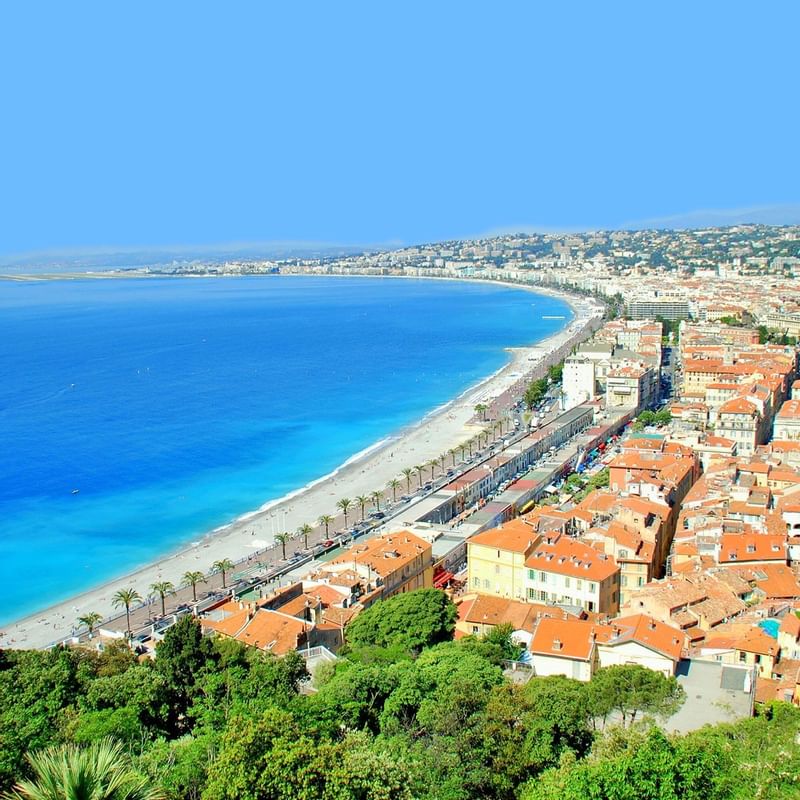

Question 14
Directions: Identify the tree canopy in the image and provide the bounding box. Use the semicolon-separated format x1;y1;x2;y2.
343;589;457;654
0;614;797;800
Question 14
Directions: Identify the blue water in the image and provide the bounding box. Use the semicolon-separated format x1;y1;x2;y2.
759;619;779;638
0;276;571;623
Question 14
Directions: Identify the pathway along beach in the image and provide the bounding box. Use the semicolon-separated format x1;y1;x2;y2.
0;281;599;650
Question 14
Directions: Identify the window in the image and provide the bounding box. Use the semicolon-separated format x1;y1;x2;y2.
618;549;628;559
483;579;491;589
621;575;628;587
577;579;582;590
540;571;547;583
738;652;747;663
637;576;645;587
472;626;479;634
528;569;535;580
473;577;479;588
527;588;536;600
539;590;547;602
589;582;597;593
564;577;571;588
495;565;500;574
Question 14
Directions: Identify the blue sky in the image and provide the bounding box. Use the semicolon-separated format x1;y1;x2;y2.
1;2;798;257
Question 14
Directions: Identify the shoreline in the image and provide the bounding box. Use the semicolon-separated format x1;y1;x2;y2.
0;277;599;649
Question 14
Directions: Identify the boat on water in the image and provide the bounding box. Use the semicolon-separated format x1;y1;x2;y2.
71;488;80;495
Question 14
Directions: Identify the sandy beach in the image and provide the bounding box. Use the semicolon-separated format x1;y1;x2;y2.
0;279;601;650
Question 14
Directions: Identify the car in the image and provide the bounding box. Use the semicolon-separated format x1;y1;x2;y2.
322;539;334;547
369;511;386;519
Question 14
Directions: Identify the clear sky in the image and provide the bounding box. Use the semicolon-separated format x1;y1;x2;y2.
1;2;798;257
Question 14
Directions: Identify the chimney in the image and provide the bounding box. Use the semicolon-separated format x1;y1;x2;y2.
552;638;563;651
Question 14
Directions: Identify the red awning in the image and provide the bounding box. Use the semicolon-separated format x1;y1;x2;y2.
434;570;454;588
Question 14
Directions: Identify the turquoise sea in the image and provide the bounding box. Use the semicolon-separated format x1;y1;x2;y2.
0;276;571;624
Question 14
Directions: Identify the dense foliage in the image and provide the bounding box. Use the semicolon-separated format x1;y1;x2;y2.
1;590;798;800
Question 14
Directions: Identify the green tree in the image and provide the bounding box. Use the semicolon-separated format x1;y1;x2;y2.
474;403;488;421
387;478;401;502
0;648;94;792
370;489;384;512
78;612;103;639
355;495;370;521
401;468;414;493
111;588;142;637
344;589;457;653
155;616;216;735
548;360;564;383
318;514;334;537
297;523;313;550
588;664;685;727
336;497;352;527
274;532;290;560
211;559;234;589
482;623;524;662
150;581;175;618
3;739;162;800
182;571;206;603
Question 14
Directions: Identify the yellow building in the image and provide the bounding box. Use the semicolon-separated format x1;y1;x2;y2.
466;519;541;601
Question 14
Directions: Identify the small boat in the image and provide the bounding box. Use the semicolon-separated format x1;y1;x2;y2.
71;488;80;495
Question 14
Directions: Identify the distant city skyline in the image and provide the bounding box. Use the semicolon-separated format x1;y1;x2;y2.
1;2;797;259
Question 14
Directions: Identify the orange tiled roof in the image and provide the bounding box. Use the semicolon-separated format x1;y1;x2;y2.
529;617;613;661
606;614;685;661
525;534;618;582
468;518;540;554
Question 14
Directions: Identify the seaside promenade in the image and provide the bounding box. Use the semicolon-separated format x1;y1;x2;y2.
0;285;603;650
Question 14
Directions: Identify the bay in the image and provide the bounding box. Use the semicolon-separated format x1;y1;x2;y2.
0;276;570;623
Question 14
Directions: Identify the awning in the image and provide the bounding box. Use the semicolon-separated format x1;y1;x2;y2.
434;570;454;588
519;500;537;514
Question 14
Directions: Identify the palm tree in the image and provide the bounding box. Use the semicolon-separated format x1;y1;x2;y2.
428;459;438;480
355;494;369;521
336;497;352;527
439;453;447;471
5;738;163;800
275;532;291;560
182;570;206;602
474;403;488;420
414;464;425;488
459;443;468;461
212;558;235;589
297;523;313;549
318;514;334;537
370;489;383;512
448;448;457;467
77;612;102;639
387;477;401;502
402;467;414;492
467;439;475;456
111;588;142;637
149;580;174;617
